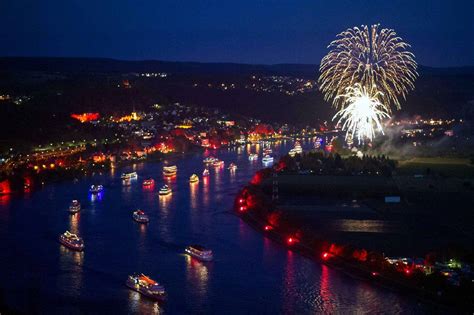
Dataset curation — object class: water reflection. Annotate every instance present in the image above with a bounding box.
[69,213,80,235]
[202,176,209,208]
[185,254,209,300]
[319,264,335,313]
[58,245,84,296]
[128,290,162,314]
[190,182,199,210]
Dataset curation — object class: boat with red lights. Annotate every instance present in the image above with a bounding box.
[142,178,155,187]
[59,231,85,251]
[68,200,81,214]
[133,210,149,223]
[126,274,166,301]
[185,245,213,261]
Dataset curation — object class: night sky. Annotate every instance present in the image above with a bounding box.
[1,0,473,67]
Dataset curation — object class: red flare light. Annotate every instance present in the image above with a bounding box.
[239,206,246,212]
[264,225,273,231]
[322,252,329,260]
[287,237,299,245]
[238,198,244,204]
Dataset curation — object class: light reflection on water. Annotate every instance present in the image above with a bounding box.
[0,139,434,314]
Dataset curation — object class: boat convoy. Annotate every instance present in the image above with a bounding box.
[59,151,276,302]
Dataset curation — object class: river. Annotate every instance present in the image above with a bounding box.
[0,139,432,314]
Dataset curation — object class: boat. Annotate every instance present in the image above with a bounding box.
[262,155,274,164]
[189,174,199,183]
[202,169,210,177]
[121,171,138,180]
[142,178,155,187]
[293,141,303,154]
[228,163,237,171]
[162,165,177,177]
[288,149,296,157]
[59,231,85,251]
[133,210,149,223]
[89,184,103,194]
[126,274,166,301]
[68,200,81,213]
[203,156,217,164]
[158,185,172,196]
[248,153,258,161]
[185,245,213,261]
[263,148,273,155]
[212,160,224,167]
[122,178,131,186]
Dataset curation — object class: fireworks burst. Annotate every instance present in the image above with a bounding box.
[333,84,390,143]
[319,24,417,112]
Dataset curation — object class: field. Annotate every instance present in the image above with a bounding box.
[397,157,474,178]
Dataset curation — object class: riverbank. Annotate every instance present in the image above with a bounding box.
[234,181,474,312]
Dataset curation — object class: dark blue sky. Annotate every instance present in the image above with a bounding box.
[1,0,473,67]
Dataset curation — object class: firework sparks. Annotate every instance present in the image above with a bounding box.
[333,84,390,143]
[319,24,417,112]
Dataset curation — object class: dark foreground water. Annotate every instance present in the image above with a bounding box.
[0,140,434,314]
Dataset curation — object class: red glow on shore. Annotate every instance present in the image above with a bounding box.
[264,225,273,231]
[287,237,299,245]
[71,112,100,123]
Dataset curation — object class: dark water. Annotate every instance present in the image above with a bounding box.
[0,140,432,314]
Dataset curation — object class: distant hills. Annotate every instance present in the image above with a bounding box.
[0,57,473,123]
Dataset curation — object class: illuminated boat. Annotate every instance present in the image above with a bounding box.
[263,148,273,155]
[89,184,103,194]
[288,149,296,157]
[203,157,217,164]
[123,178,131,186]
[262,155,274,164]
[142,178,155,187]
[212,160,224,167]
[126,274,166,301]
[121,171,138,180]
[189,174,199,183]
[133,209,149,223]
[158,185,172,196]
[228,163,237,171]
[59,231,84,251]
[248,153,258,161]
[202,169,210,177]
[162,165,177,177]
[68,200,81,213]
[293,141,303,154]
[185,245,213,261]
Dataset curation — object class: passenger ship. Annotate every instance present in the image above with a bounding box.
[185,245,213,261]
[158,185,172,196]
[121,171,138,180]
[68,200,81,214]
[59,231,85,251]
[126,274,166,301]
[189,174,199,183]
[89,185,103,194]
[142,178,155,187]
[133,210,149,223]
[248,153,258,161]
[162,165,177,177]
[262,155,274,164]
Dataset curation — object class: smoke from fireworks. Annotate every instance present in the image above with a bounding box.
[319,24,417,112]
[333,84,390,144]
